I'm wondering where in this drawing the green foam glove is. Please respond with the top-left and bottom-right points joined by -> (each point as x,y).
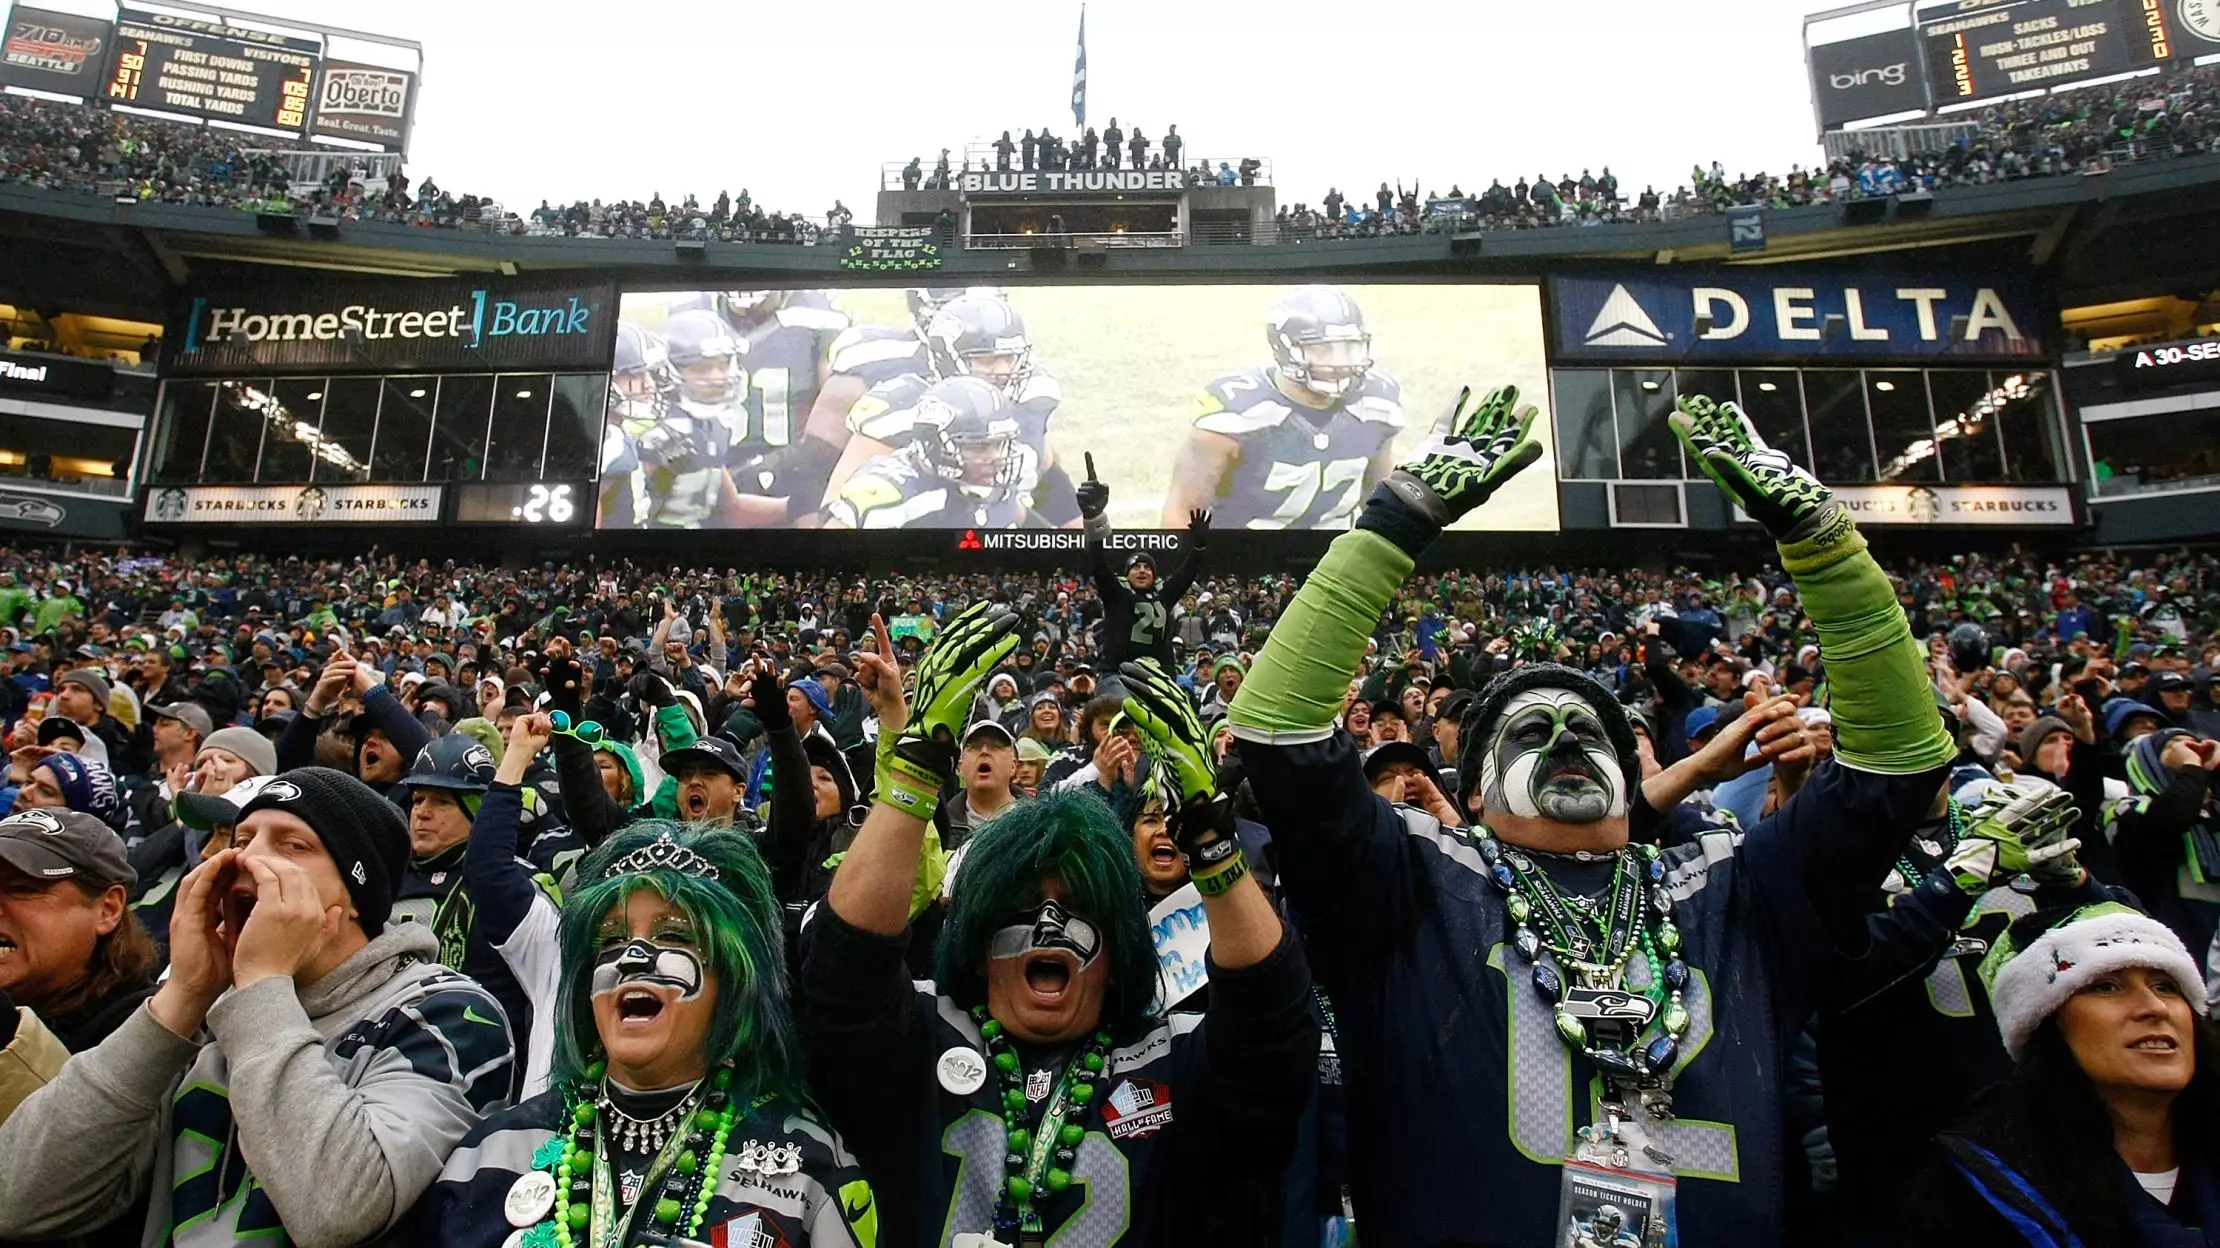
1669,394 -> 1833,540
876,601 -> 1019,817
1383,384 -> 1545,525
1118,659 -> 1216,803
1947,785 -> 2083,891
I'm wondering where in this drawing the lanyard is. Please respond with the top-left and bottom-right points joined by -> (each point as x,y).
588,1114 -> 688,1248
1014,1067 -> 1079,1236
429,874 -> 474,970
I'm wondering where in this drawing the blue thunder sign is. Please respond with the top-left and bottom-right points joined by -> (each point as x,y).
1550,271 -> 2047,362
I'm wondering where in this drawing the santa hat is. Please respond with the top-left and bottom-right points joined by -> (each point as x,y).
1982,901 -> 2207,1060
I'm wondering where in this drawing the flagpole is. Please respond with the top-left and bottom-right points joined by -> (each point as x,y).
1071,2 -> 1087,130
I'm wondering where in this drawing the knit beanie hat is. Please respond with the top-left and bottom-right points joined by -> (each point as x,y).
236,767 -> 410,936
1457,662 -> 1639,805
200,726 -> 277,778
2017,716 -> 2072,768
37,753 -> 121,829
1981,901 -> 2207,1059
2122,726 -> 2190,799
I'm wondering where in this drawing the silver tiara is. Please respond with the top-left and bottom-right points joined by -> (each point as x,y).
607,832 -> 720,881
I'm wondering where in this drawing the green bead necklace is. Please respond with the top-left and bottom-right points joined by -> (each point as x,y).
537,1062 -> 738,1248
972,1005 -> 1115,1243
1891,799 -> 1967,891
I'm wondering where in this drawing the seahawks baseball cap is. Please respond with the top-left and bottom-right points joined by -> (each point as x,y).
962,720 -> 1017,749
149,700 -> 214,740
0,807 -> 133,889
174,773 -> 286,833
660,736 -> 750,781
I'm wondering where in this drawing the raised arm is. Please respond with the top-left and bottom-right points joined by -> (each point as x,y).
1227,385 -> 1542,967
824,606 -> 1016,936
1666,395 -> 1956,981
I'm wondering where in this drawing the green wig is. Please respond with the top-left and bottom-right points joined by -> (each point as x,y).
935,788 -> 1161,1041
549,820 -> 805,1103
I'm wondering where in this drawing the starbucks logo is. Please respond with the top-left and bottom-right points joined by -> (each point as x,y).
293,487 -> 328,522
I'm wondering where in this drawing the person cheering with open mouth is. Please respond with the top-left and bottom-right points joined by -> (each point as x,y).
802,607 -> 1316,1246
416,820 -> 878,1248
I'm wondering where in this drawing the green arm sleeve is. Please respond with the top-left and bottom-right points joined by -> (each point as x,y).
1779,520 -> 1954,775
653,701 -> 700,751
1228,529 -> 1413,743
648,776 -> 680,820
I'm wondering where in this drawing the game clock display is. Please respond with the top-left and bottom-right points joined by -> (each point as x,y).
454,482 -> 588,525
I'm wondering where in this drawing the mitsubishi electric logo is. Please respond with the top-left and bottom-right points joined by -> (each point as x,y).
955,530 -> 1182,553
1583,284 -> 1669,348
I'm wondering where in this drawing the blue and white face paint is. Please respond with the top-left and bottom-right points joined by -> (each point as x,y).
592,937 -> 707,1004
1480,688 -> 1627,823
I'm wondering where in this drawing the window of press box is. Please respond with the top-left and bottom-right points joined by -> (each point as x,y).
0,412 -> 137,495
203,380 -> 273,482
150,381 -> 217,482
255,379 -> 326,483
1547,366 -> 2064,485
2086,409 -> 2220,497
429,374 -> 496,481
372,378 -> 436,480
485,374 -> 556,481
312,378 -> 379,482
545,374 -> 607,479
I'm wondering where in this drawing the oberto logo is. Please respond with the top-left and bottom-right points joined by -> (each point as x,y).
1583,284 -> 1669,349
1830,62 -> 1908,88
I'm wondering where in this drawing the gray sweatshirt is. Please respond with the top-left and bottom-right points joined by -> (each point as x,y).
0,923 -> 515,1248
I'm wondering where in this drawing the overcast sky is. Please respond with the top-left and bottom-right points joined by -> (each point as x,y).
53,0 -> 1862,213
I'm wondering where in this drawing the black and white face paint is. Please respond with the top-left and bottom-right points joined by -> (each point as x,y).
1480,688 -> 1626,823
591,938 -> 707,1002
988,899 -> 1102,970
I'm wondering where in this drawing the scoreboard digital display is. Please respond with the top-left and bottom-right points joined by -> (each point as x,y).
104,9 -> 317,133
1920,0 -> 2170,103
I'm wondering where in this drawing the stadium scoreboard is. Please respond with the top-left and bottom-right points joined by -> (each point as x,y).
1919,0 -> 2173,103
104,9 -> 317,132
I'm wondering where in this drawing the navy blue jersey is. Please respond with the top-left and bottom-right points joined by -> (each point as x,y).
737,295 -> 848,454
1189,367 -> 1405,530
826,449 -> 1030,530
1240,729 -> 1946,1247
845,369 -> 1064,497
799,907 -> 1317,1247
826,323 -> 930,390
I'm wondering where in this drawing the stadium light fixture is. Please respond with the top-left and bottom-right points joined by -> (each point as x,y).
409,388 -> 427,398
305,391 -> 322,401
515,390 -> 533,399
1758,381 -> 1779,392
1874,380 -> 1896,391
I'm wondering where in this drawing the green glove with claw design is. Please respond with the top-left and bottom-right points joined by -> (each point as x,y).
1119,658 -> 1243,887
1668,394 -> 1836,541
1356,384 -> 1544,556
1945,784 -> 2084,892
876,601 -> 1020,818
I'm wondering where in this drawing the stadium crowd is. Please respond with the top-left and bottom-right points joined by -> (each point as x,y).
0,383 -> 2218,1244
6,58 -> 2220,247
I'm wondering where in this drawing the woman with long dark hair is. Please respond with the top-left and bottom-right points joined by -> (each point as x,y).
1903,901 -> 2220,1246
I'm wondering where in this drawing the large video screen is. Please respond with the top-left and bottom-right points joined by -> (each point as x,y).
1918,0 -> 2167,104
104,9 -> 317,132
599,283 -> 1556,532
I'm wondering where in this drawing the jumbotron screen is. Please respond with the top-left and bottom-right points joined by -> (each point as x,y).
598,283 -> 1556,532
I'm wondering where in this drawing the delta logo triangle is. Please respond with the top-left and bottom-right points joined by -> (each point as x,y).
1583,283 -> 1669,348
958,529 -> 983,551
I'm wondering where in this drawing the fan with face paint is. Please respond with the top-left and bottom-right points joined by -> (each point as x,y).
1478,688 -> 1628,824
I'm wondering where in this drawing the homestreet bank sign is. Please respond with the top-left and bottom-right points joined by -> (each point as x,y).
1551,270 -> 2048,362
166,277 -> 618,376
961,169 -> 1191,196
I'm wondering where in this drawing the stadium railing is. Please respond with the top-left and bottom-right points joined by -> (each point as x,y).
878,153 -> 1273,189
1821,120 -> 1989,163
963,230 -> 1185,249
245,148 -> 406,197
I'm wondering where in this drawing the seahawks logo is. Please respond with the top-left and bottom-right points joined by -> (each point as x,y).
464,744 -> 494,774
260,780 -> 304,803
2,809 -> 65,835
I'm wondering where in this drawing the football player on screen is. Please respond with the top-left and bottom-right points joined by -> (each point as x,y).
751,286 -> 979,514
612,309 -> 754,529
597,321 -> 677,528
1161,286 -> 1408,529
675,289 -> 851,524
821,376 -> 1037,530
821,293 -> 1078,524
